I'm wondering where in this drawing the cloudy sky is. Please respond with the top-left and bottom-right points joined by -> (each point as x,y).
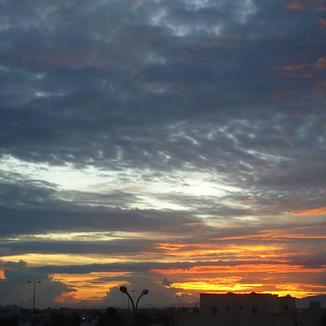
0,0 -> 325,307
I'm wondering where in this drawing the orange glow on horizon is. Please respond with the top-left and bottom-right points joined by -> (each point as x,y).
1,235 -> 324,303
51,272 -> 130,303
172,279 -> 263,293
0,270 -> 5,280
55,291 -> 79,304
170,280 -> 326,298
152,264 -> 326,275
153,262 -> 326,299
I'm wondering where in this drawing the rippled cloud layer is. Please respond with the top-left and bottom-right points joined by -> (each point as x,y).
0,0 -> 325,306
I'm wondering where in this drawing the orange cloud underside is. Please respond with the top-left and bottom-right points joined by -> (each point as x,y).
152,240 -> 326,298
3,239 -> 321,303
287,2 -> 305,10
51,272 -> 130,303
152,264 -> 326,275
0,232 -> 322,304
293,206 -> 326,216
157,243 -> 286,260
152,263 -> 326,298
27,239 -> 325,302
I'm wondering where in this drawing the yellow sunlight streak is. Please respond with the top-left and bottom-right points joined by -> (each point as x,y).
172,279 -> 263,293
152,264 -> 326,275
0,254 -> 123,266
157,243 -> 286,260
169,279 -> 326,298
293,206 -> 326,216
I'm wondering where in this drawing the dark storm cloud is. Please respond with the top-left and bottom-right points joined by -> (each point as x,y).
0,0 -> 325,170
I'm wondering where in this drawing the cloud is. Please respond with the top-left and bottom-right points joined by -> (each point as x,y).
0,0 -> 325,304
0,260 -> 70,307
104,273 -> 182,307
161,278 -> 173,287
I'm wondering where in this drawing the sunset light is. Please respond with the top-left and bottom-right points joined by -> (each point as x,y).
0,0 -> 325,313
51,272 -> 130,303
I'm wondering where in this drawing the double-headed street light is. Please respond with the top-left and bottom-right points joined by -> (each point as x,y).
27,280 -> 42,312
119,286 -> 149,312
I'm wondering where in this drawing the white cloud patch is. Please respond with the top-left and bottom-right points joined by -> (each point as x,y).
0,155 -> 239,211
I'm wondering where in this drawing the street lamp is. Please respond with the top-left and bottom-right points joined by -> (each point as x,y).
27,281 -> 42,312
135,289 -> 149,310
119,286 -> 149,312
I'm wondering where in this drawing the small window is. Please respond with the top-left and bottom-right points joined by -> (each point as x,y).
252,306 -> 258,315
284,304 -> 288,310
226,305 -> 231,312
239,306 -> 243,311
211,306 -> 218,314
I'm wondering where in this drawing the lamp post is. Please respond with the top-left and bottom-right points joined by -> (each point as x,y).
27,281 -> 41,326
27,280 -> 42,312
119,286 -> 149,312
135,289 -> 149,310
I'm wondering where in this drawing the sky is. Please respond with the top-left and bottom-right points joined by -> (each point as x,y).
0,0 -> 326,308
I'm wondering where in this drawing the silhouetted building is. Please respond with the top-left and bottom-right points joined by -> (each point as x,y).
175,292 -> 322,326
200,292 -> 295,315
297,301 -> 323,326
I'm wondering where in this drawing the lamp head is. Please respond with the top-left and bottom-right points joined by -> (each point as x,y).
142,289 -> 149,295
119,286 -> 128,294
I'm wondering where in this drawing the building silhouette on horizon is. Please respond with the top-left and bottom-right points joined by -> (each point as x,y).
175,292 -> 323,326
